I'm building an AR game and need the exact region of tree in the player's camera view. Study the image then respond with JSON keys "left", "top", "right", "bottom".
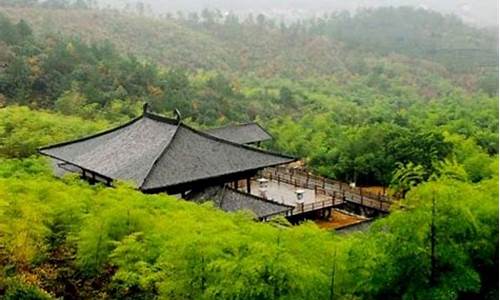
{"left": 391, "top": 161, "right": 426, "bottom": 197}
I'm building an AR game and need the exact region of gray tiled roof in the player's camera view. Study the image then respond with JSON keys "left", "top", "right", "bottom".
{"left": 39, "top": 112, "right": 295, "bottom": 190}
{"left": 188, "top": 185, "right": 293, "bottom": 219}
{"left": 205, "top": 123, "right": 272, "bottom": 144}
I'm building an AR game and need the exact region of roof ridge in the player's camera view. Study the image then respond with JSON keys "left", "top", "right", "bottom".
{"left": 38, "top": 115, "right": 143, "bottom": 152}
{"left": 252, "top": 122, "right": 274, "bottom": 141}
{"left": 206, "top": 122, "right": 259, "bottom": 131}
{"left": 205, "top": 122, "right": 273, "bottom": 144}
{"left": 40, "top": 151, "right": 113, "bottom": 182}
{"left": 143, "top": 111, "right": 180, "bottom": 125}
{"left": 138, "top": 118, "right": 182, "bottom": 190}
{"left": 140, "top": 111, "right": 286, "bottom": 158}
{"left": 140, "top": 112, "right": 295, "bottom": 190}
{"left": 180, "top": 122, "right": 295, "bottom": 160}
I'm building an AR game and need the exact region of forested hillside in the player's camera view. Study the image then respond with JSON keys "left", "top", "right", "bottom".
{"left": 1, "top": 5, "right": 498, "bottom": 80}
{"left": 0, "top": 2, "right": 498, "bottom": 299}
{"left": 0, "top": 7, "right": 497, "bottom": 184}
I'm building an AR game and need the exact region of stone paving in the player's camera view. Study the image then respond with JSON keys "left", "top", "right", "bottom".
{"left": 247, "top": 179, "right": 330, "bottom": 207}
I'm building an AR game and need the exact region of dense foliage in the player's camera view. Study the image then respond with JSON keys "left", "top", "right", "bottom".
{"left": 0, "top": 3, "right": 498, "bottom": 299}
{"left": 2, "top": 5, "right": 497, "bottom": 84}
{"left": 0, "top": 12, "right": 497, "bottom": 186}
{"left": 267, "top": 86, "right": 498, "bottom": 186}
{"left": 0, "top": 105, "right": 497, "bottom": 299}
{"left": 0, "top": 144, "right": 497, "bottom": 299}
{"left": 0, "top": 106, "right": 107, "bottom": 157}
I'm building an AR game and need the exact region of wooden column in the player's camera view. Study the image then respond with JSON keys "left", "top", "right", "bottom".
{"left": 246, "top": 178, "right": 251, "bottom": 194}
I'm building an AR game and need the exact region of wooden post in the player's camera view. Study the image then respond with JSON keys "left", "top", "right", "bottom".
{"left": 246, "top": 178, "right": 251, "bottom": 194}
{"left": 314, "top": 185, "right": 317, "bottom": 195}
{"left": 322, "top": 177, "right": 325, "bottom": 189}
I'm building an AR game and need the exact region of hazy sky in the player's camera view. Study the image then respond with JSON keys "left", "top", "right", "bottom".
{"left": 100, "top": 0, "right": 498, "bottom": 27}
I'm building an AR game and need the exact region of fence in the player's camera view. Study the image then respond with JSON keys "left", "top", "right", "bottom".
{"left": 260, "top": 166, "right": 393, "bottom": 212}
{"left": 291, "top": 198, "right": 342, "bottom": 215}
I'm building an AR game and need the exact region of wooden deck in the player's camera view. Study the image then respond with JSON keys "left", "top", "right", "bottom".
{"left": 259, "top": 166, "right": 394, "bottom": 214}
{"left": 247, "top": 179, "right": 341, "bottom": 216}
{"left": 291, "top": 198, "right": 343, "bottom": 215}
{"left": 315, "top": 210, "right": 370, "bottom": 230}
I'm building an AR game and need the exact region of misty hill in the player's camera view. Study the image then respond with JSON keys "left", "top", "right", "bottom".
{"left": 99, "top": 0, "right": 498, "bottom": 28}
{"left": 1, "top": 5, "right": 497, "bottom": 80}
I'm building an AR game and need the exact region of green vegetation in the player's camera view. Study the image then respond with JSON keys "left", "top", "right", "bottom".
{"left": 0, "top": 106, "right": 107, "bottom": 157}
{"left": 268, "top": 90, "right": 497, "bottom": 186}
{"left": 0, "top": 134, "right": 497, "bottom": 299}
{"left": 0, "top": 3, "right": 498, "bottom": 299}
{"left": 0, "top": 12, "right": 497, "bottom": 186}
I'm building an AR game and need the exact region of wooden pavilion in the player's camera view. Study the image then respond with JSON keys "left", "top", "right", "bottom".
{"left": 39, "top": 105, "right": 296, "bottom": 220}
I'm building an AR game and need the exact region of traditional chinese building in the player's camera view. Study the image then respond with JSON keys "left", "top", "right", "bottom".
{"left": 39, "top": 105, "right": 296, "bottom": 220}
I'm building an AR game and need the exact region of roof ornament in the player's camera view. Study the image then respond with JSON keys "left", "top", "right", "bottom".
{"left": 143, "top": 102, "right": 149, "bottom": 115}
{"left": 174, "top": 109, "right": 182, "bottom": 124}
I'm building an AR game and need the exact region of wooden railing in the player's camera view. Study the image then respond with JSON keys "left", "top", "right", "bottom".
{"left": 260, "top": 166, "right": 393, "bottom": 213}
{"left": 291, "top": 198, "right": 342, "bottom": 215}
{"left": 263, "top": 166, "right": 393, "bottom": 200}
